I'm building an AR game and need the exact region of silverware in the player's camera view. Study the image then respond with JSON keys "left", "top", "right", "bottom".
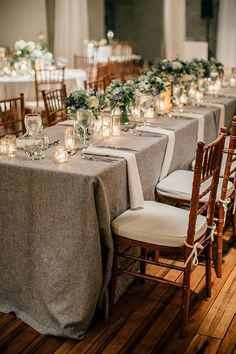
{"left": 48, "top": 139, "right": 60, "bottom": 147}
{"left": 97, "top": 145, "right": 137, "bottom": 152}
{"left": 81, "top": 153, "right": 118, "bottom": 162}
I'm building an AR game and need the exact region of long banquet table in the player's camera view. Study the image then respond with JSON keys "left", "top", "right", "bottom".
{"left": 0, "top": 94, "right": 236, "bottom": 339}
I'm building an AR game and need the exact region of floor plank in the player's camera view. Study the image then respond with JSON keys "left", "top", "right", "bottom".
{"left": 217, "top": 314, "right": 236, "bottom": 354}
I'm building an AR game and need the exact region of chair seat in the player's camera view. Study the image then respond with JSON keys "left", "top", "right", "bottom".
{"left": 112, "top": 201, "right": 207, "bottom": 247}
{"left": 25, "top": 100, "right": 45, "bottom": 111}
{"left": 156, "top": 170, "right": 234, "bottom": 201}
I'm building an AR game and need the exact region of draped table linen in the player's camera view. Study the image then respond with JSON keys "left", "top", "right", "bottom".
{"left": 0, "top": 99, "right": 236, "bottom": 339}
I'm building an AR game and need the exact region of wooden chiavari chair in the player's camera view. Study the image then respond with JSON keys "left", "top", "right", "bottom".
{"left": 110, "top": 128, "right": 226, "bottom": 337}
{"left": 42, "top": 84, "right": 67, "bottom": 126}
{"left": 0, "top": 93, "right": 25, "bottom": 138}
{"left": 215, "top": 116, "right": 236, "bottom": 277}
{"left": 74, "top": 55, "right": 94, "bottom": 81}
{"left": 25, "top": 67, "right": 65, "bottom": 113}
{"left": 156, "top": 118, "right": 236, "bottom": 278}
{"left": 84, "top": 78, "right": 106, "bottom": 92}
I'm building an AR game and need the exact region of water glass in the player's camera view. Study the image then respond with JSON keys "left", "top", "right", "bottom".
{"left": 64, "top": 127, "right": 76, "bottom": 152}
{"left": 24, "top": 114, "right": 42, "bottom": 133}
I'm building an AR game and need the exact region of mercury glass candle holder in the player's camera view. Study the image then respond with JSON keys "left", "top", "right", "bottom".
{"left": 54, "top": 146, "right": 69, "bottom": 163}
{"left": 5, "top": 134, "right": 17, "bottom": 157}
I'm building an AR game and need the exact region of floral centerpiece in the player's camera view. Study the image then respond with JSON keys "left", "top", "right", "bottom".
{"left": 153, "top": 58, "right": 187, "bottom": 84}
{"left": 105, "top": 79, "right": 136, "bottom": 123}
{"left": 64, "top": 88, "right": 106, "bottom": 120}
{"left": 12, "top": 39, "right": 53, "bottom": 69}
{"left": 135, "top": 70, "right": 165, "bottom": 96}
{"left": 186, "top": 58, "right": 224, "bottom": 80}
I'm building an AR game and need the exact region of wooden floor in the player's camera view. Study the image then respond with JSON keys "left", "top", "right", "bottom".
{"left": 0, "top": 228, "right": 236, "bottom": 354}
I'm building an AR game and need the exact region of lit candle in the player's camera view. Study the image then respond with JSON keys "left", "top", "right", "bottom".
{"left": 195, "top": 90, "right": 203, "bottom": 105}
{"left": 102, "top": 117, "right": 111, "bottom": 137}
{"left": 54, "top": 146, "right": 68, "bottom": 163}
{"left": 5, "top": 134, "right": 17, "bottom": 158}
{"left": 145, "top": 108, "right": 155, "bottom": 118}
{"left": 158, "top": 97, "right": 165, "bottom": 111}
{"left": 112, "top": 116, "right": 120, "bottom": 136}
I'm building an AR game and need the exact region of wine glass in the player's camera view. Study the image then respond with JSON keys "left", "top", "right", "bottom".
{"left": 172, "top": 84, "right": 183, "bottom": 110}
{"left": 139, "top": 95, "right": 154, "bottom": 120}
{"left": 75, "top": 110, "right": 93, "bottom": 147}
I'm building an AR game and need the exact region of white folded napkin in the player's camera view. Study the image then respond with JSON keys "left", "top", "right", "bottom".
{"left": 58, "top": 120, "right": 74, "bottom": 126}
{"left": 136, "top": 126, "right": 175, "bottom": 180}
{"left": 82, "top": 146, "right": 144, "bottom": 209}
{"left": 202, "top": 102, "right": 225, "bottom": 133}
{"left": 173, "top": 112, "right": 204, "bottom": 141}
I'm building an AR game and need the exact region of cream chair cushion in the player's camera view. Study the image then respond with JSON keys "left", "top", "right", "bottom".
{"left": 156, "top": 170, "right": 234, "bottom": 201}
{"left": 112, "top": 201, "right": 207, "bottom": 247}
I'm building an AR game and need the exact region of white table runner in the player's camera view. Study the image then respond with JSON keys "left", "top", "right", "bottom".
{"left": 136, "top": 126, "right": 175, "bottom": 180}
{"left": 173, "top": 112, "right": 204, "bottom": 142}
{"left": 82, "top": 146, "right": 144, "bottom": 209}
{"left": 202, "top": 102, "right": 225, "bottom": 133}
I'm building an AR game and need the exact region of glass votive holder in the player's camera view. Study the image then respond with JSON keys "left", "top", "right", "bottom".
{"left": 54, "top": 146, "right": 69, "bottom": 163}
{"left": 64, "top": 127, "right": 76, "bottom": 152}
{"left": 5, "top": 134, "right": 17, "bottom": 157}
{"left": 0, "top": 137, "right": 8, "bottom": 155}
{"left": 102, "top": 117, "right": 112, "bottom": 137}
{"left": 156, "top": 96, "right": 165, "bottom": 112}
{"left": 112, "top": 116, "right": 120, "bottom": 136}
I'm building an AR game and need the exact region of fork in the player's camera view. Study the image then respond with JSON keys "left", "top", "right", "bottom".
{"left": 81, "top": 153, "right": 118, "bottom": 163}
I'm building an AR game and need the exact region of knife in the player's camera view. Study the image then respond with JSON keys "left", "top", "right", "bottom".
{"left": 97, "top": 145, "right": 137, "bottom": 152}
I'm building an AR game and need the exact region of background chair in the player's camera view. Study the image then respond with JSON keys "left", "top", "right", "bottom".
{"left": 74, "top": 54, "right": 95, "bottom": 81}
{"left": 110, "top": 128, "right": 226, "bottom": 338}
{"left": 84, "top": 78, "right": 106, "bottom": 92}
{"left": 0, "top": 93, "right": 25, "bottom": 138}
{"left": 42, "top": 84, "right": 67, "bottom": 126}
{"left": 25, "top": 67, "right": 65, "bottom": 113}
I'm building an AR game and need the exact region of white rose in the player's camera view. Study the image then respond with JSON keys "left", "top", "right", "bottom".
{"left": 30, "top": 49, "right": 43, "bottom": 59}
{"left": 89, "top": 96, "right": 99, "bottom": 108}
{"left": 26, "top": 41, "right": 35, "bottom": 53}
{"left": 15, "top": 40, "right": 27, "bottom": 51}
{"left": 172, "top": 61, "right": 182, "bottom": 70}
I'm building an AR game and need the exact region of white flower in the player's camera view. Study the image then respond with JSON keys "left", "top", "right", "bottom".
{"left": 172, "top": 61, "right": 182, "bottom": 70}
{"left": 15, "top": 40, "right": 27, "bottom": 51}
{"left": 26, "top": 41, "right": 35, "bottom": 52}
{"left": 30, "top": 49, "right": 43, "bottom": 59}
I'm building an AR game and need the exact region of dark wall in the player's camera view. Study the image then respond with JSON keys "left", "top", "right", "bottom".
{"left": 186, "top": 0, "right": 219, "bottom": 57}
{"left": 106, "top": 0, "right": 164, "bottom": 63}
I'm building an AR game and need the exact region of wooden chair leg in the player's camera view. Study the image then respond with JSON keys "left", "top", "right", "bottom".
{"left": 233, "top": 212, "right": 236, "bottom": 243}
{"left": 109, "top": 238, "right": 119, "bottom": 315}
{"left": 181, "top": 268, "right": 191, "bottom": 338}
{"left": 205, "top": 239, "right": 212, "bottom": 298}
{"left": 216, "top": 208, "right": 224, "bottom": 278}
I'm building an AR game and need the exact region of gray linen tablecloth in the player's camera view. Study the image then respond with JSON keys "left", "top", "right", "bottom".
{"left": 0, "top": 102, "right": 235, "bottom": 339}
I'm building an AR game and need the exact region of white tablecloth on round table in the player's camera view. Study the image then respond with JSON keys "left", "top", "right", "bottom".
{"left": 0, "top": 68, "right": 87, "bottom": 101}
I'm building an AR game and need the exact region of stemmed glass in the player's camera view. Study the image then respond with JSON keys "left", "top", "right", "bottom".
{"left": 172, "top": 84, "right": 183, "bottom": 110}
{"left": 75, "top": 109, "right": 93, "bottom": 147}
{"left": 139, "top": 95, "right": 154, "bottom": 120}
